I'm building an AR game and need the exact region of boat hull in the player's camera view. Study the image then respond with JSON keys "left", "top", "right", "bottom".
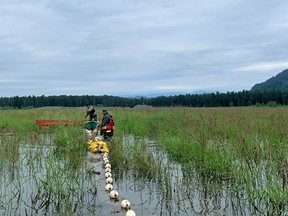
{"left": 36, "top": 120, "right": 77, "bottom": 126}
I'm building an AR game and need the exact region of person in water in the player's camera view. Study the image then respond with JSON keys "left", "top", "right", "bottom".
{"left": 85, "top": 104, "right": 97, "bottom": 121}
{"left": 100, "top": 109, "right": 114, "bottom": 140}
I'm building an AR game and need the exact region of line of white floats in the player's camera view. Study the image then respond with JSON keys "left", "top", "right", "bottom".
{"left": 86, "top": 130, "right": 136, "bottom": 216}
{"left": 85, "top": 129, "right": 137, "bottom": 216}
{"left": 102, "top": 151, "right": 137, "bottom": 216}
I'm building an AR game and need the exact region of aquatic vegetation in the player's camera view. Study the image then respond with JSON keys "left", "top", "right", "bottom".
{"left": 113, "top": 107, "right": 288, "bottom": 214}
{"left": 1, "top": 106, "right": 288, "bottom": 215}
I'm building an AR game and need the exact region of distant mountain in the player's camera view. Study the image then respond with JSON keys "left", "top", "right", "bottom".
{"left": 123, "top": 90, "right": 213, "bottom": 98}
{"left": 251, "top": 69, "right": 288, "bottom": 91}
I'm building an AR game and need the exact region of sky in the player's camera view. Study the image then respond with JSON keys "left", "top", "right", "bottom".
{"left": 1, "top": 0, "right": 288, "bottom": 98}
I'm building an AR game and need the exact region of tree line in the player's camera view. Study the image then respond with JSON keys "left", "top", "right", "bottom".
{"left": 0, "top": 89, "right": 288, "bottom": 109}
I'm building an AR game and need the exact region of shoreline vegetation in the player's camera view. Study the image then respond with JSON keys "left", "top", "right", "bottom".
{"left": 1, "top": 107, "right": 288, "bottom": 215}
{"left": 0, "top": 88, "right": 287, "bottom": 108}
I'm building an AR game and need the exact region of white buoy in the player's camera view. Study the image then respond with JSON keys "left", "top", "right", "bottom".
{"left": 105, "top": 172, "right": 112, "bottom": 178}
{"left": 105, "top": 183, "right": 113, "bottom": 191}
{"left": 106, "top": 177, "right": 113, "bottom": 184}
{"left": 109, "top": 190, "right": 119, "bottom": 199}
{"left": 105, "top": 168, "right": 111, "bottom": 173}
{"left": 105, "top": 163, "right": 111, "bottom": 169}
{"left": 104, "top": 160, "right": 110, "bottom": 165}
{"left": 126, "top": 209, "right": 136, "bottom": 216}
{"left": 96, "top": 135, "right": 104, "bottom": 141}
{"left": 121, "top": 199, "right": 131, "bottom": 209}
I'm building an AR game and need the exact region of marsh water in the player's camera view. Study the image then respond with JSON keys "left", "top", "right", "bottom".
{"left": 0, "top": 132, "right": 256, "bottom": 216}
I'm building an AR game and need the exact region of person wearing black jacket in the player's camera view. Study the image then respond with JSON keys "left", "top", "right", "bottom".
{"left": 85, "top": 104, "right": 97, "bottom": 121}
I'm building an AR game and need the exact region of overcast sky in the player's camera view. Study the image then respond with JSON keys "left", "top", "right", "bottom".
{"left": 1, "top": 0, "right": 288, "bottom": 97}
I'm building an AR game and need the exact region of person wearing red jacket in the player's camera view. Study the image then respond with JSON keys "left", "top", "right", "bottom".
{"left": 100, "top": 109, "right": 114, "bottom": 140}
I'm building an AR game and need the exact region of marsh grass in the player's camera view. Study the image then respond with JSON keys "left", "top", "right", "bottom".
{"left": 109, "top": 134, "right": 165, "bottom": 181}
{"left": 1, "top": 143, "right": 94, "bottom": 215}
{"left": 30, "top": 152, "right": 87, "bottom": 214}
{"left": 1, "top": 106, "right": 288, "bottom": 214}
{"left": 109, "top": 133, "right": 178, "bottom": 213}
{"left": 0, "top": 107, "right": 94, "bottom": 215}
{"left": 53, "top": 125, "right": 86, "bottom": 154}
{"left": 113, "top": 107, "right": 288, "bottom": 214}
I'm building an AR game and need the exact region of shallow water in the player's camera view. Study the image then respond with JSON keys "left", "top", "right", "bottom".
{"left": 0, "top": 134, "right": 256, "bottom": 216}
{"left": 110, "top": 135, "right": 253, "bottom": 216}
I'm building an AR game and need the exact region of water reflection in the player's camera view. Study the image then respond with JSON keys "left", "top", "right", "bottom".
{"left": 0, "top": 136, "right": 119, "bottom": 215}
{"left": 112, "top": 134, "right": 257, "bottom": 216}
{"left": 0, "top": 133, "right": 260, "bottom": 216}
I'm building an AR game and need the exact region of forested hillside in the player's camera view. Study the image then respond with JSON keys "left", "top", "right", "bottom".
{"left": 251, "top": 69, "right": 288, "bottom": 90}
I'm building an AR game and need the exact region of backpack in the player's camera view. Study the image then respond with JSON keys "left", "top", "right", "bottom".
{"left": 106, "top": 115, "right": 115, "bottom": 130}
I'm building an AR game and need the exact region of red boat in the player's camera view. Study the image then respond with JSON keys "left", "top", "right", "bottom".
{"left": 36, "top": 119, "right": 77, "bottom": 126}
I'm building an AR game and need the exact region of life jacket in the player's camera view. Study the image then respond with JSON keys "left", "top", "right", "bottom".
{"left": 106, "top": 116, "right": 114, "bottom": 130}
{"left": 101, "top": 114, "right": 115, "bottom": 131}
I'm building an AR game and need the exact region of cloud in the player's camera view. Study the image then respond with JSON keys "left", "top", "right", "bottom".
{"left": 234, "top": 61, "right": 288, "bottom": 72}
{"left": 0, "top": 0, "right": 288, "bottom": 97}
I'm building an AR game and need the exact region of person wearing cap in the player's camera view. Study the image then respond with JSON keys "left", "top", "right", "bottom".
{"left": 100, "top": 109, "right": 114, "bottom": 140}
{"left": 85, "top": 104, "right": 97, "bottom": 121}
